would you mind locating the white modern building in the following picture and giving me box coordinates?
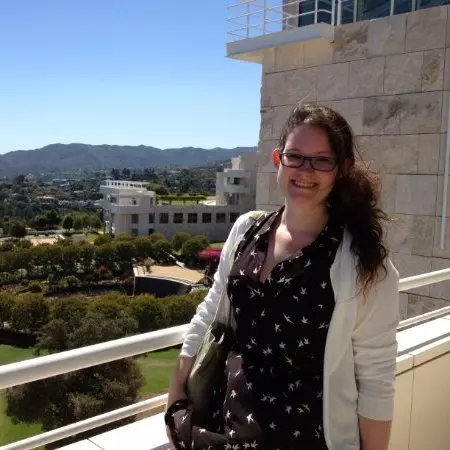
[99,153,257,241]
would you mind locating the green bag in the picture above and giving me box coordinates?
[185,210,266,426]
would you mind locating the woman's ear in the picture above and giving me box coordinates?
[272,148,281,168]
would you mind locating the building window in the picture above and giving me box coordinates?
[230,212,240,223]
[131,214,138,224]
[148,228,154,235]
[174,213,184,224]
[132,197,137,205]
[188,213,198,224]
[216,213,226,223]
[149,213,154,224]
[159,213,169,224]
[131,228,138,237]
[202,213,212,223]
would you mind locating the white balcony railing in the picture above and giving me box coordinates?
[1,267,450,450]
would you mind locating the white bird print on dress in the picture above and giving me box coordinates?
[269,422,276,430]
[279,342,286,349]
[304,337,310,345]
[239,269,245,276]
[246,382,253,390]
[261,309,265,317]
[268,396,276,404]
[274,324,281,332]
[261,394,268,402]
[199,428,206,433]
[229,429,236,438]
[318,304,323,309]
[226,410,231,419]
[252,266,259,275]
[304,259,312,268]
[262,347,272,356]
[288,383,295,391]
[179,441,186,448]
[302,403,310,412]
[246,413,254,423]
[283,313,293,323]
[293,430,301,438]
[285,356,293,366]
[300,287,307,295]
[285,405,292,414]
[320,281,327,289]
[301,316,309,324]
[266,273,272,283]
[230,390,237,399]
[319,322,326,329]
[250,441,258,448]
[250,249,257,257]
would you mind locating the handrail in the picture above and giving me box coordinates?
[0,324,189,390]
[2,267,450,450]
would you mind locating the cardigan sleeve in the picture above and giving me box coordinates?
[179,212,251,358]
[352,258,400,421]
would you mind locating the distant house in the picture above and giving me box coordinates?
[99,153,257,241]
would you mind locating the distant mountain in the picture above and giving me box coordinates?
[0,143,257,177]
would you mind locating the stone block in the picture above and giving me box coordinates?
[303,40,333,67]
[405,7,447,52]
[422,50,444,92]
[327,98,364,135]
[418,134,440,175]
[438,133,448,175]
[399,92,443,134]
[272,105,294,140]
[317,63,349,101]
[368,14,406,57]
[263,49,277,74]
[356,135,381,164]
[395,175,437,215]
[256,172,283,206]
[407,294,449,318]
[362,96,402,135]
[259,107,273,141]
[399,293,408,320]
[275,42,304,72]
[258,140,278,173]
[441,91,449,133]
[379,135,419,174]
[430,258,450,300]
[436,176,450,219]
[444,49,450,90]
[384,53,423,95]
[333,21,368,62]
[392,252,432,296]
[386,214,435,257]
[263,68,318,107]
[348,57,384,98]
[380,174,397,214]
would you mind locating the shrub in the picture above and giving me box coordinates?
[126,295,169,333]
[149,232,165,243]
[28,281,43,293]
[10,294,49,333]
[171,232,191,252]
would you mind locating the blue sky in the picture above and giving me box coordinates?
[0,1,262,154]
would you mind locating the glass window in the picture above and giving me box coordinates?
[148,228,154,235]
[159,213,169,224]
[131,228,138,237]
[216,213,226,223]
[356,0,390,21]
[174,213,183,224]
[131,214,138,224]
[230,212,240,223]
[188,213,198,224]
[202,213,212,223]
[298,0,334,26]
[149,213,154,224]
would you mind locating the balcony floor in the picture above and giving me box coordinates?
[58,413,170,450]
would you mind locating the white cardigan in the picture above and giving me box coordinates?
[180,211,400,450]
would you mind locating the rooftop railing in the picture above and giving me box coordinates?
[1,267,450,450]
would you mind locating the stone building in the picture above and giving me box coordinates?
[227,2,450,318]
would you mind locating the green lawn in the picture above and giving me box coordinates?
[0,344,179,446]
[0,345,44,447]
[136,348,179,394]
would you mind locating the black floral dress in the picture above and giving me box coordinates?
[168,208,344,449]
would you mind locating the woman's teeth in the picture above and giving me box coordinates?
[291,180,315,189]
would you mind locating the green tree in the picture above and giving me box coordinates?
[181,237,208,263]
[0,293,14,329]
[62,215,74,231]
[133,237,152,260]
[151,239,173,264]
[171,231,191,251]
[46,210,60,228]
[149,232,165,243]
[7,312,143,435]
[10,294,49,333]
[126,295,169,333]
[73,215,83,232]
[9,220,27,238]
[193,234,210,248]
[89,215,102,230]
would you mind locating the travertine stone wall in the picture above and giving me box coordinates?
[257,6,450,318]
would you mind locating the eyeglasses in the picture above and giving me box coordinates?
[279,152,337,172]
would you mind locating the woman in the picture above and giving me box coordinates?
[165,103,400,449]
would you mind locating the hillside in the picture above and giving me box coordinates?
[0,144,257,176]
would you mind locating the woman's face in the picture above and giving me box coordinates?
[273,124,338,209]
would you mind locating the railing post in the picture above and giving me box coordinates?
[331,0,336,25]
[337,0,342,25]
[314,0,319,23]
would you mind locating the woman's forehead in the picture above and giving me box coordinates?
[285,125,333,155]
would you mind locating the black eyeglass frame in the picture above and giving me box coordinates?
[279,151,338,172]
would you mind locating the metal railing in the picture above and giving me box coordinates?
[1,267,450,450]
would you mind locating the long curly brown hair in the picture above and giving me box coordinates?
[278,103,389,293]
